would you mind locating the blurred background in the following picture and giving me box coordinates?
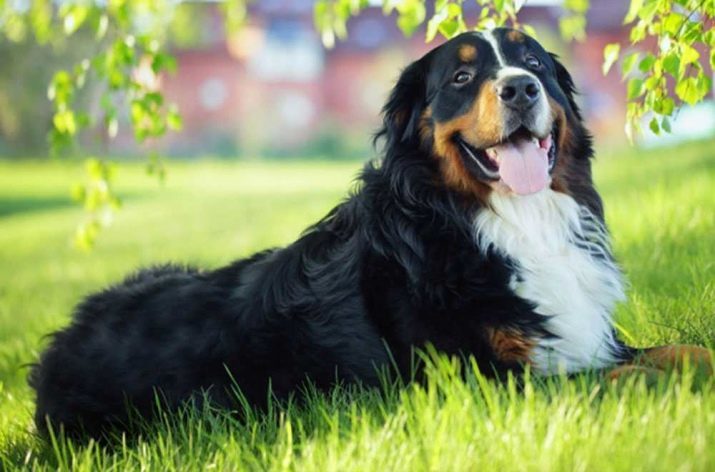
[1,0,713,161]
[0,5,713,459]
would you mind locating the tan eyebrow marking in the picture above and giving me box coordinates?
[507,30,525,42]
[458,44,477,62]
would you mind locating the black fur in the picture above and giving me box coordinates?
[30,29,629,439]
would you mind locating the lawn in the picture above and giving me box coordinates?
[0,139,713,470]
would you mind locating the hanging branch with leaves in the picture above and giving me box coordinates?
[0,0,713,248]
[603,0,714,140]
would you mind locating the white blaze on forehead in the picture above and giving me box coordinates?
[482,30,506,66]
[478,30,554,140]
[497,66,536,80]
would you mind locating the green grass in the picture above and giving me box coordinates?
[0,139,713,470]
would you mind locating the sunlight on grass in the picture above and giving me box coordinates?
[0,139,713,470]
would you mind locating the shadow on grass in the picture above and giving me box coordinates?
[0,197,74,218]
[0,193,146,219]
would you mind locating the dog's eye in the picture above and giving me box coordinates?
[453,71,473,85]
[525,54,541,69]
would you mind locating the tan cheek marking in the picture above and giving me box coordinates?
[430,81,504,200]
[470,80,504,144]
[546,97,572,194]
[433,81,503,151]
[486,327,535,364]
[458,44,477,62]
[548,97,569,151]
[432,106,478,197]
[506,30,525,43]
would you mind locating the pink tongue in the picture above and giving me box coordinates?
[492,138,549,195]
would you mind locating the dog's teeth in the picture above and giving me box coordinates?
[486,148,497,159]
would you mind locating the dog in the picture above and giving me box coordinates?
[30,28,711,439]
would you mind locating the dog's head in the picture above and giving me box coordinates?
[380,28,590,201]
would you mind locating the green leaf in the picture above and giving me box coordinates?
[425,8,447,42]
[704,30,715,47]
[131,101,145,124]
[662,12,684,36]
[559,14,586,42]
[53,110,77,135]
[630,21,647,42]
[697,74,712,99]
[85,158,104,180]
[624,0,644,23]
[675,77,700,105]
[638,53,656,73]
[438,19,459,38]
[648,117,660,134]
[602,43,620,75]
[76,112,90,128]
[49,70,74,103]
[680,45,700,68]
[396,3,426,37]
[313,0,328,30]
[145,92,164,107]
[621,52,639,75]
[563,0,590,14]
[661,97,675,115]
[74,223,96,251]
[636,0,658,23]
[681,21,702,44]
[152,53,177,74]
[167,107,183,131]
[644,75,659,91]
[447,3,461,16]
[661,117,671,133]
[662,53,680,76]
[96,14,108,39]
[627,78,644,99]
[62,5,89,35]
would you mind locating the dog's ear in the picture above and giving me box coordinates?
[549,53,582,120]
[376,56,429,147]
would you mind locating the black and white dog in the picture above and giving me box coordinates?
[30,28,711,438]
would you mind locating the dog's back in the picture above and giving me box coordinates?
[30,264,244,436]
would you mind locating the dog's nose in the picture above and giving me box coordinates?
[497,75,541,110]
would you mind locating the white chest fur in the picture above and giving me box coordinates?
[474,190,625,374]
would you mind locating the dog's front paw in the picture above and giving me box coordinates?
[636,345,713,375]
[606,345,712,385]
[606,364,662,385]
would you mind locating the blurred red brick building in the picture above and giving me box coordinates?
[151,0,634,158]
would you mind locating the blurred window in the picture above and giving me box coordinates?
[248,20,323,82]
[199,78,229,111]
[257,0,314,14]
[276,91,315,129]
[352,18,388,50]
